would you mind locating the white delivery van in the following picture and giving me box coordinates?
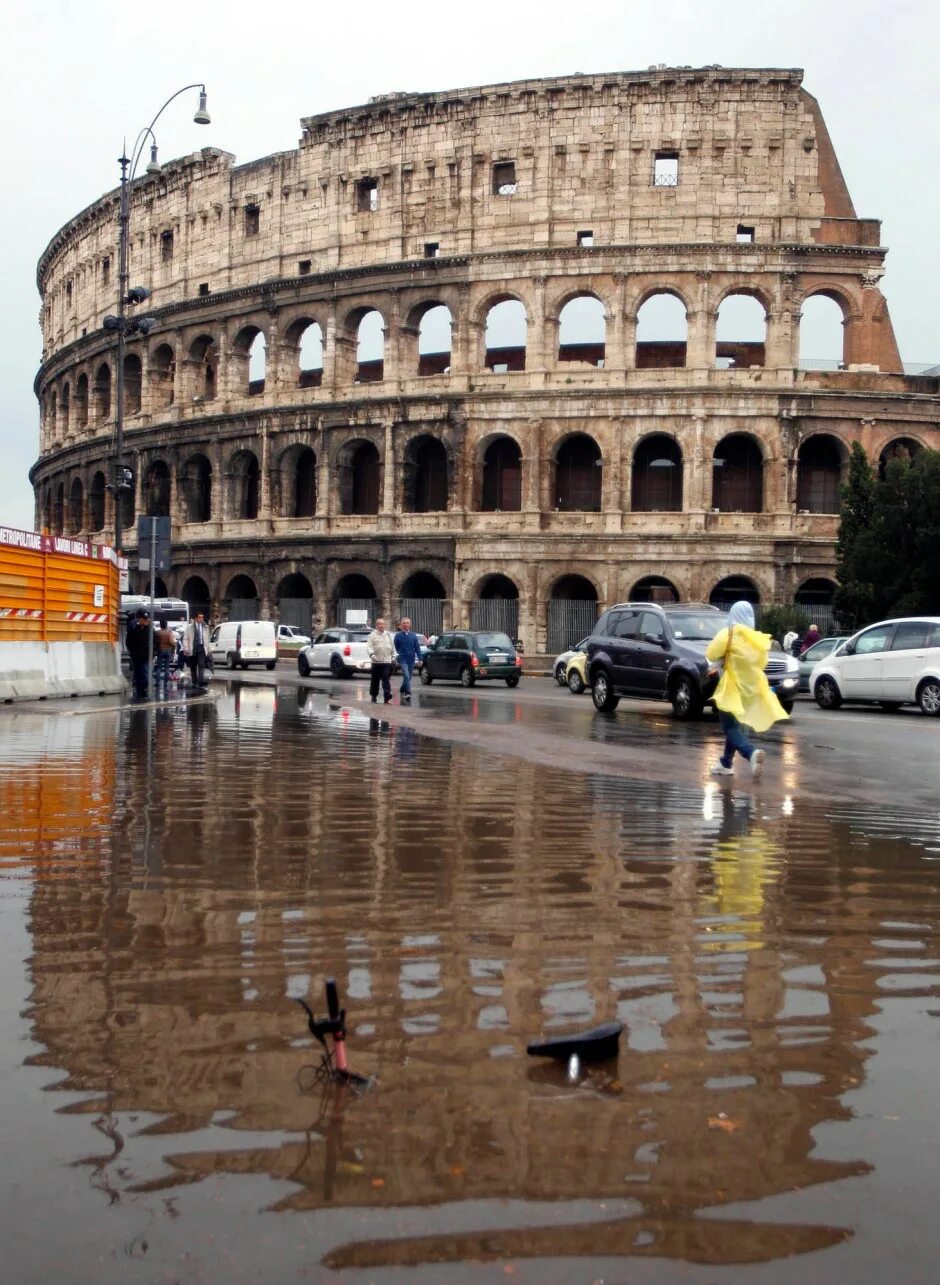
[209,620,277,670]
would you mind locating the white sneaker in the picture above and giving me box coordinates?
[750,749,765,779]
[711,763,734,776]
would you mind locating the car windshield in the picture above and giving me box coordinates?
[475,632,513,650]
[668,612,728,641]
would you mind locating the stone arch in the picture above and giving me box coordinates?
[181,575,212,618]
[283,317,325,389]
[180,453,212,523]
[232,324,267,396]
[795,577,837,612]
[75,372,89,428]
[631,433,683,512]
[470,572,520,638]
[405,300,453,376]
[557,293,606,368]
[635,291,688,368]
[68,476,84,534]
[88,470,106,533]
[144,459,171,518]
[712,433,764,512]
[554,432,603,512]
[47,388,58,439]
[879,436,923,477]
[547,573,599,653]
[150,343,176,408]
[483,296,527,371]
[227,449,260,520]
[42,487,53,533]
[339,306,385,383]
[153,577,169,598]
[709,575,761,610]
[398,570,446,636]
[276,571,314,634]
[798,293,847,370]
[797,434,846,513]
[332,572,379,625]
[188,334,218,401]
[480,434,522,512]
[223,573,261,621]
[124,352,142,415]
[629,575,680,604]
[287,445,318,518]
[474,572,520,600]
[60,381,70,436]
[93,362,111,422]
[402,433,448,512]
[715,292,768,368]
[53,481,65,534]
[336,439,380,515]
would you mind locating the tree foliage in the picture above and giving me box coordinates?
[834,444,940,628]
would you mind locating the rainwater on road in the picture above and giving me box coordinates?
[0,681,938,1283]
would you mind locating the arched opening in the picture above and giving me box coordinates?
[555,434,602,512]
[355,310,385,382]
[248,332,266,394]
[61,382,70,435]
[630,575,679,604]
[480,436,522,512]
[53,483,65,535]
[709,576,760,611]
[471,574,519,638]
[403,435,448,513]
[635,292,687,368]
[799,294,846,370]
[150,344,175,408]
[229,450,260,520]
[879,437,922,478]
[558,295,606,367]
[547,574,598,653]
[75,374,89,428]
[145,460,171,518]
[68,477,84,534]
[399,571,446,637]
[295,321,324,388]
[417,304,452,376]
[153,577,168,598]
[484,299,527,372]
[43,489,53,533]
[797,435,844,513]
[47,390,57,438]
[631,435,682,511]
[180,454,212,523]
[224,574,260,621]
[232,326,266,396]
[88,471,106,533]
[293,447,317,518]
[712,434,763,512]
[189,335,217,401]
[715,294,767,368]
[124,353,142,415]
[117,484,135,535]
[333,573,379,627]
[93,363,111,422]
[795,577,838,634]
[338,441,380,515]
[277,572,314,635]
[181,575,212,622]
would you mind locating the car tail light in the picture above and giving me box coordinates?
[470,653,479,667]
[343,644,352,656]
[515,655,523,667]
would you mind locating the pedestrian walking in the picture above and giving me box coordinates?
[367,617,395,704]
[154,617,176,693]
[125,610,154,700]
[706,600,789,779]
[183,612,211,690]
[782,628,799,654]
[800,622,821,655]
[393,616,422,704]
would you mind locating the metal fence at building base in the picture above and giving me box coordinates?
[547,600,599,654]
[336,597,381,627]
[396,597,444,638]
[225,597,260,621]
[470,599,519,639]
[278,597,313,634]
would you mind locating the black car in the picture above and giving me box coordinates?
[585,602,799,719]
[420,630,522,687]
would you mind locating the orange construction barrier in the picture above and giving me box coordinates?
[0,526,121,644]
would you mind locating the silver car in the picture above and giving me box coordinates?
[553,637,591,685]
[798,636,845,691]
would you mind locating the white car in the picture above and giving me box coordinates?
[297,626,374,679]
[811,616,940,715]
[276,624,311,648]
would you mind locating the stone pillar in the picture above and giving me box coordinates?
[381,420,396,520]
[685,310,714,369]
[322,304,338,391]
[383,294,402,386]
[526,277,547,372]
[521,560,539,654]
[258,425,271,521]
[688,413,709,511]
[608,275,629,374]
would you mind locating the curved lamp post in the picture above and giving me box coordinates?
[109,85,211,551]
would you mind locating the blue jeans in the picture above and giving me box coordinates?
[156,650,173,686]
[399,660,414,695]
[719,710,754,767]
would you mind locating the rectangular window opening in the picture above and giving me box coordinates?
[736,224,755,243]
[653,152,679,187]
[65,281,73,304]
[357,178,379,213]
[493,161,517,196]
[424,242,439,259]
[161,230,174,262]
[244,204,260,236]
[577,230,594,247]
[198,283,210,297]
[298,259,312,275]
[101,257,110,285]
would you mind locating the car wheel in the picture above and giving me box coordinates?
[916,678,940,716]
[814,675,842,710]
[298,654,311,677]
[330,655,345,680]
[266,660,276,671]
[460,665,475,688]
[420,666,433,685]
[879,701,903,712]
[568,669,585,694]
[591,668,619,713]
[505,675,520,688]
[554,664,567,687]
[778,699,794,715]
[670,674,703,720]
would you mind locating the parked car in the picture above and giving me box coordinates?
[566,647,589,694]
[553,637,591,686]
[420,630,522,687]
[798,636,845,691]
[585,602,800,719]
[210,620,278,670]
[277,624,311,649]
[297,627,374,679]
[810,617,940,715]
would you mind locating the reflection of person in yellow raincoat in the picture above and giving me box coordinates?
[705,600,789,778]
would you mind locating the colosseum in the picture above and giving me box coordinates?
[31,66,940,649]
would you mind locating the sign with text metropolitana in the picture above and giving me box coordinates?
[0,525,128,573]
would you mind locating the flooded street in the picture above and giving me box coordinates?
[1,683,939,1283]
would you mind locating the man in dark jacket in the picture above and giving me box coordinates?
[393,616,422,705]
[125,610,154,700]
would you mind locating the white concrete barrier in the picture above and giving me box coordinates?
[0,641,126,703]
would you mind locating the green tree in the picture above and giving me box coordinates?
[834,442,877,629]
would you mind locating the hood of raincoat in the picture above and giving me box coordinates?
[728,600,756,629]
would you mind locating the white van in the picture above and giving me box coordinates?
[209,620,277,670]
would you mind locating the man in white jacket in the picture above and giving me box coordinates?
[367,618,395,704]
[182,612,210,690]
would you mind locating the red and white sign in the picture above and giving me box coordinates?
[0,608,43,619]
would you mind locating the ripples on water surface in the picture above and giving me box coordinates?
[0,685,938,1283]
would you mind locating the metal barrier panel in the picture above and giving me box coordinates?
[547,600,598,654]
[470,599,519,637]
[278,598,313,633]
[226,598,260,621]
[336,598,380,627]
[0,529,119,643]
[397,597,443,637]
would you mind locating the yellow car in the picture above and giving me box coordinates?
[565,649,589,694]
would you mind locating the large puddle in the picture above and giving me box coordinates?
[1,685,938,1282]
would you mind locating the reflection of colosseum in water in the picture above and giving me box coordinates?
[32,67,939,646]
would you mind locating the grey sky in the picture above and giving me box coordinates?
[2,0,937,530]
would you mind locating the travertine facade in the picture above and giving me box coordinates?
[31,67,940,646]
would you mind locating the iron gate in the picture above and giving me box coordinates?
[335,597,381,627]
[397,597,444,637]
[470,598,519,638]
[278,597,313,634]
[225,597,260,621]
[547,600,598,654]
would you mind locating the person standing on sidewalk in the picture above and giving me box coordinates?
[706,600,789,779]
[393,617,421,705]
[125,610,154,700]
[367,618,395,704]
[183,612,210,691]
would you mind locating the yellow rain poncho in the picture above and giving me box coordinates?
[706,621,789,733]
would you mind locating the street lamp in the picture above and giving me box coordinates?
[111,83,211,551]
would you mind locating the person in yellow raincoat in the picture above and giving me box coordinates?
[705,600,789,778]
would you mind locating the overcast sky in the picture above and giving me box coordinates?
[2,0,937,531]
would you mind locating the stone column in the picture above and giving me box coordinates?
[258,425,271,522]
[608,275,629,374]
[526,277,547,372]
[381,420,396,521]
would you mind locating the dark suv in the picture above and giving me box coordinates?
[585,602,799,719]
